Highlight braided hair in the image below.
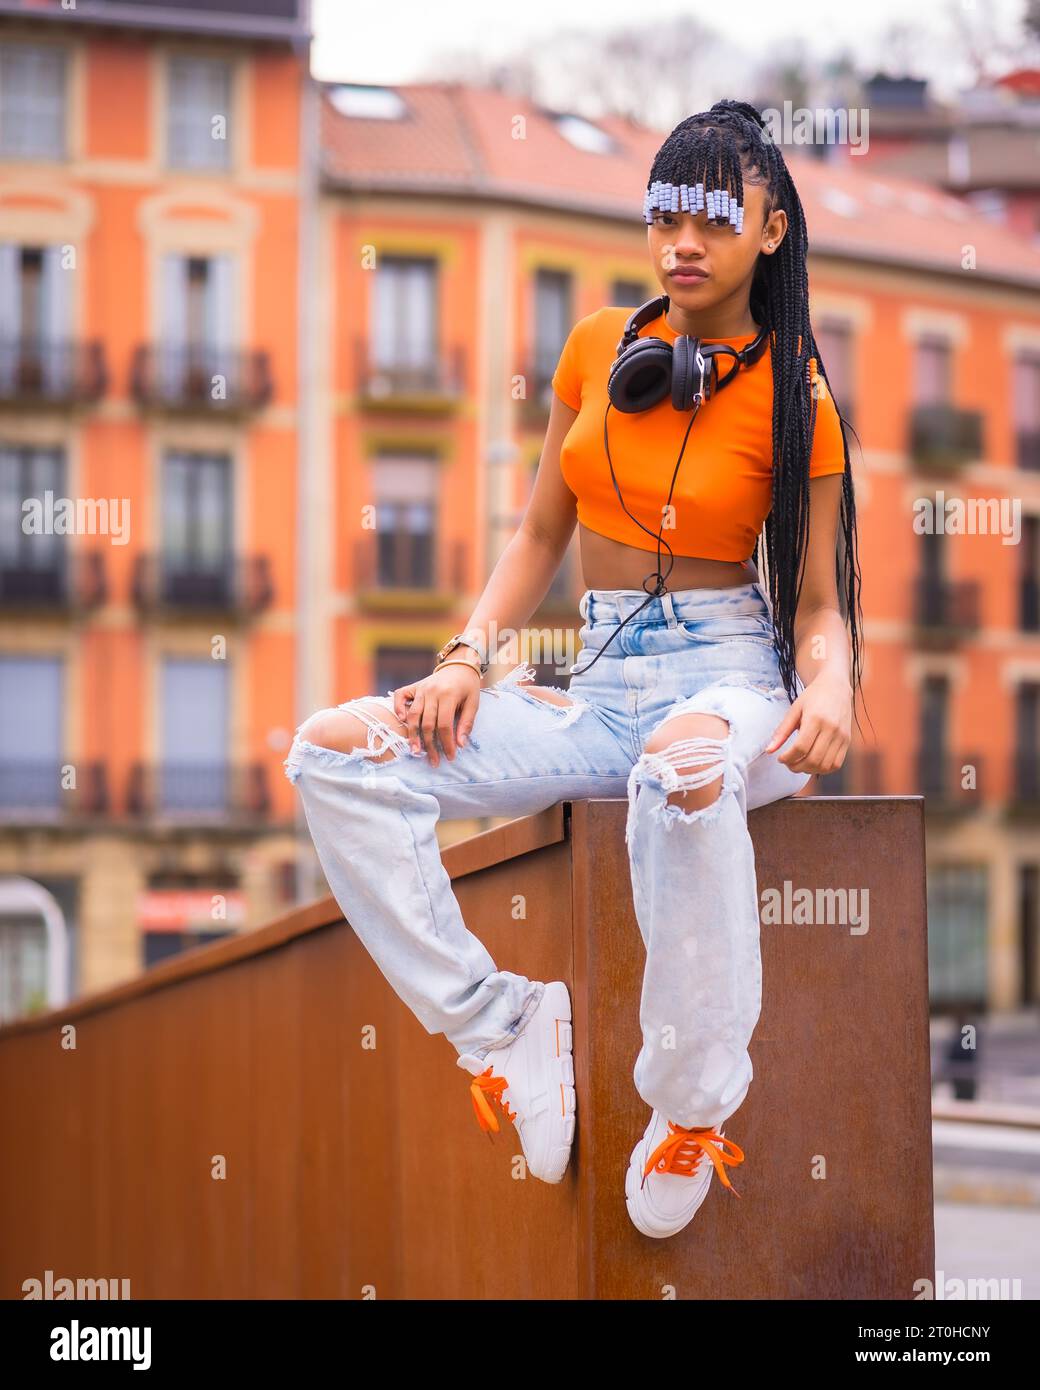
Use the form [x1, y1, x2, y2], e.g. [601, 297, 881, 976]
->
[647, 98, 866, 727]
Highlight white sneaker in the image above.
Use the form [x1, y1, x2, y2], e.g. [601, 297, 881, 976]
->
[456, 981, 576, 1184]
[625, 1110, 745, 1238]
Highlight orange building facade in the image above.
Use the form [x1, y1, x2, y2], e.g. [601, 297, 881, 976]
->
[3, 33, 1040, 1025]
[0, 1, 312, 1008]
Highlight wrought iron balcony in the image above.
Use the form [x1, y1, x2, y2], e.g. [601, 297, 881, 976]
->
[130, 345, 273, 414]
[813, 748, 883, 796]
[132, 552, 273, 616]
[354, 339, 465, 410]
[353, 535, 466, 609]
[0, 551, 106, 613]
[909, 403, 984, 469]
[0, 760, 108, 820]
[0, 338, 106, 407]
[914, 749, 984, 813]
[912, 576, 980, 643]
[126, 762, 270, 821]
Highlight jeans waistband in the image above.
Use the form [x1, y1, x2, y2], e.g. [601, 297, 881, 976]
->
[579, 580, 773, 628]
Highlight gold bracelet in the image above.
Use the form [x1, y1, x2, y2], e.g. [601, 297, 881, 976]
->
[433, 658, 482, 677]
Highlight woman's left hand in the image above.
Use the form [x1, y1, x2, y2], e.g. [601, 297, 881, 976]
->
[763, 672, 852, 777]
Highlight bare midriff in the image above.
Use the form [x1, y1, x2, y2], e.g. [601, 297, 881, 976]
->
[576, 523, 760, 593]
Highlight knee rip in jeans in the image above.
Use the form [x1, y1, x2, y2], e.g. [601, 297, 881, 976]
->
[485, 660, 589, 728]
[283, 697, 413, 784]
[626, 711, 742, 844]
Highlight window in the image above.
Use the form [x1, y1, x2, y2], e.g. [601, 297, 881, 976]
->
[0, 654, 63, 813]
[0, 244, 70, 393]
[375, 646, 440, 696]
[161, 253, 236, 348]
[815, 317, 855, 424]
[371, 257, 437, 376]
[1014, 680, 1040, 802]
[372, 454, 437, 589]
[328, 84, 406, 120]
[166, 55, 232, 170]
[1019, 864, 1039, 1008]
[914, 333, 952, 404]
[533, 269, 572, 392]
[159, 657, 229, 813]
[162, 452, 232, 564]
[1020, 514, 1039, 632]
[159, 253, 237, 399]
[0, 874, 77, 1022]
[610, 279, 651, 308]
[926, 864, 988, 1009]
[0, 445, 66, 601]
[0, 42, 66, 159]
[552, 114, 614, 155]
[918, 673, 949, 796]
[0, 915, 48, 1019]
[1013, 351, 1040, 470]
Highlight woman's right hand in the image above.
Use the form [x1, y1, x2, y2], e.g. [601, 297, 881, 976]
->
[391, 662, 483, 767]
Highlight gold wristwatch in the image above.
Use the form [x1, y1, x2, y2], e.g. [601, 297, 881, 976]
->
[435, 632, 489, 676]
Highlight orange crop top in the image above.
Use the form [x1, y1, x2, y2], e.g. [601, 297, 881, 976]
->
[551, 306, 848, 562]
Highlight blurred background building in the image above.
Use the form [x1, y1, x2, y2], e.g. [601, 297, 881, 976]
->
[1, 0, 1040, 1052]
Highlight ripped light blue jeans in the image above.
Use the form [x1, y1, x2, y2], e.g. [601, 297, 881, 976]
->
[283, 578, 811, 1131]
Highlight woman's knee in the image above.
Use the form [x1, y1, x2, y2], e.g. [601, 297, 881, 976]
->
[297, 699, 409, 764]
[640, 711, 732, 813]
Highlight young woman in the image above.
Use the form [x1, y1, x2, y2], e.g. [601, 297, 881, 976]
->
[284, 98, 864, 1240]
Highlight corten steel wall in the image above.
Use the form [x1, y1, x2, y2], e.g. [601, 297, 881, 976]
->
[0, 796, 933, 1300]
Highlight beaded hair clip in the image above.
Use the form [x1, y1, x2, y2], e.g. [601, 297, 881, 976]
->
[643, 180, 744, 233]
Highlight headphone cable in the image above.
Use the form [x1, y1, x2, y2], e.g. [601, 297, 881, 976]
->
[569, 397, 702, 677]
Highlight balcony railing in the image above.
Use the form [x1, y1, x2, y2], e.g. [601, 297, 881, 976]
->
[912, 576, 980, 641]
[0, 339, 106, 407]
[1016, 430, 1040, 471]
[915, 749, 984, 813]
[909, 403, 984, 469]
[126, 762, 270, 821]
[813, 749, 883, 796]
[130, 345, 273, 414]
[354, 339, 465, 410]
[0, 760, 108, 820]
[1009, 753, 1040, 813]
[353, 535, 466, 608]
[132, 553, 273, 617]
[0, 551, 106, 612]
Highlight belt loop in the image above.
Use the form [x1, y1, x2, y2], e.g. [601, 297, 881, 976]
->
[579, 591, 589, 620]
[659, 591, 678, 628]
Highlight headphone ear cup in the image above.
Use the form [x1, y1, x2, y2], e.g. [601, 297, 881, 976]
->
[672, 336, 716, 410]
[671, 335, 694, 411]
[607, 337, 673, 414]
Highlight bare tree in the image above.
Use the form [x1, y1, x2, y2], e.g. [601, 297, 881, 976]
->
[943, 0, 1032, 85]
[418, 16, 731, 131]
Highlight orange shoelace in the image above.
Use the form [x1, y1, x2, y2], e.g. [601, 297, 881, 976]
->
[468, 1066, 517, 1137]
[642, 1122, 745, 1197]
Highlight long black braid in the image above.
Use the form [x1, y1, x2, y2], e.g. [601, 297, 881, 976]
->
[647, 98, 868, 732]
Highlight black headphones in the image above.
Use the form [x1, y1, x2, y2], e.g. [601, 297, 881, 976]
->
[569, 294, 770, 678]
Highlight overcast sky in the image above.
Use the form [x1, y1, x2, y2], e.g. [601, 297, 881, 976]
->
[311, 0, 1032, 101]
